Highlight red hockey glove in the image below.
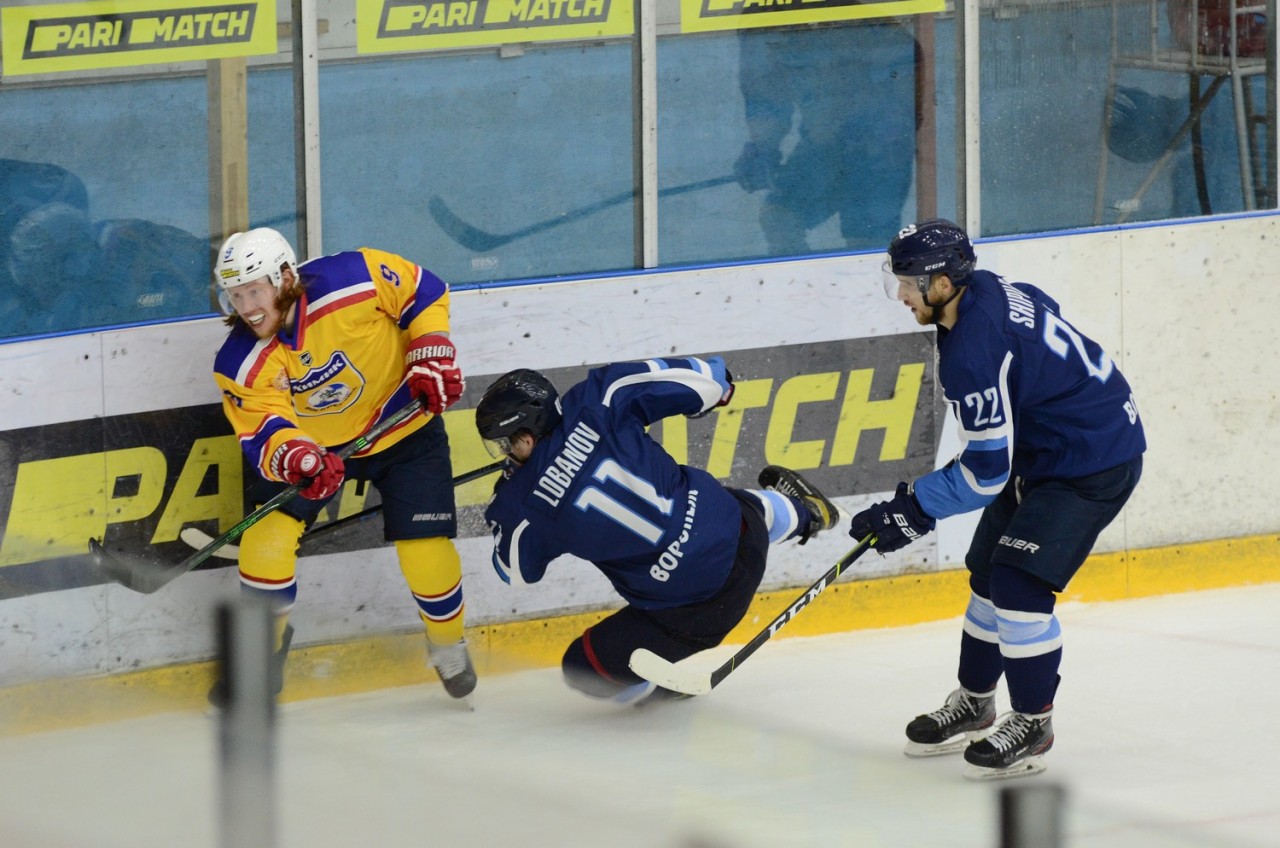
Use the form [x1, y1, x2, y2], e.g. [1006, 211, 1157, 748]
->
[405, 334, 465, 415]
[271, 439, 345, 500]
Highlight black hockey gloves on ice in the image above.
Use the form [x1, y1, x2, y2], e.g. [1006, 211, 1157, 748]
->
[848, 481, 935, 553]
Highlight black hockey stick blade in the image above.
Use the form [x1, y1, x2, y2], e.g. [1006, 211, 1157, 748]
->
[629, 534, 876, 696]
[175, 459, 506, 558]
[88, 398, 425, 593]
[429, 175, 735, 252]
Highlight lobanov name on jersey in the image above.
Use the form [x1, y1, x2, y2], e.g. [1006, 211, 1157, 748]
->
[531, 421, 602, 507]
[999, 279, 1037, 330]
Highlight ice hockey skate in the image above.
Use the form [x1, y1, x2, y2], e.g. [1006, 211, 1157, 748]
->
[962, 709, 1053, 780]
[428, 637, 477, 703]
[903, 687, 996, 757]
[758, 465, 839, 544]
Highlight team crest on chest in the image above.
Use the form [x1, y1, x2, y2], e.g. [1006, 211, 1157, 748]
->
[290, 351, 365, 415]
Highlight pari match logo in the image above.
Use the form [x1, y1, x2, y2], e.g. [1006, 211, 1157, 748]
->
[678, 0, 945, 33]
[357, 0, 632, 53]
[2, 0, 277, 76]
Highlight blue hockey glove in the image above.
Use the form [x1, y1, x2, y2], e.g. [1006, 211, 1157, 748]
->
[848, 482, 935, 554]
[688, 367, 734, 419]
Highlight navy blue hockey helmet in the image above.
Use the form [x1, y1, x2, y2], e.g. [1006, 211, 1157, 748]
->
[884, 219, 976, 297]
[475, 368, 562, 455]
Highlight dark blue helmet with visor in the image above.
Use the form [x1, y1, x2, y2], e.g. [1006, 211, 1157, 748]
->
[882, 218, 976, 299]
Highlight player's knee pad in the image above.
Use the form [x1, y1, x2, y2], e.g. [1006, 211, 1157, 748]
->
[238, 510, 303, 611]
[395, 536, 461, 587]
[990, 563, 1061, 659]
[562, 635, 629, 699]
[962, 592, 999, 645]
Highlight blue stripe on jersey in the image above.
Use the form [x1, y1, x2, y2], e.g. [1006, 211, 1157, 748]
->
[915, 459, 1003, 518]
[297, 251, 373, 299]
[213, 322, 268, 381]
[398, 267, 448, 330]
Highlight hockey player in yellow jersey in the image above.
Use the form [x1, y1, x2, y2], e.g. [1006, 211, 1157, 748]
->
[210, 227, 474, 703]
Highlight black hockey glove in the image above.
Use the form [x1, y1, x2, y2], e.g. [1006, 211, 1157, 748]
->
[848, 481, 935, 554]
[733, 143, 780, 193]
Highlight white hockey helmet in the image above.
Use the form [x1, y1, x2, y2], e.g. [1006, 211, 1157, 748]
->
[214, 228, 297, 293]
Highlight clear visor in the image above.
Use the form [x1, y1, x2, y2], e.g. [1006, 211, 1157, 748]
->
[880, 260, 929, 300]
[482, 436, 514, 459]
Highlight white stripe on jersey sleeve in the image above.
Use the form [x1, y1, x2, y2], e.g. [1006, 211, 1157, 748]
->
[307, 280, 376, 314]
[600, 359, 722, 410]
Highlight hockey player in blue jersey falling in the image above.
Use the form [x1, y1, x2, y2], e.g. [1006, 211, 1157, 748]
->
[475, 358, 840, 705]
[849, 219, 1146, 779]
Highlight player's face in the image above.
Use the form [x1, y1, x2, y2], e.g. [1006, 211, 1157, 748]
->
[507, 433, 536, 464]
[226, 278, 283, 339]
[482, 431, 536, 463]
[893, 274, 950, 326]
[891, 274, 933, 325]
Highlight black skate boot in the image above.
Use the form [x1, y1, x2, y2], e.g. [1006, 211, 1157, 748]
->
[208, 623, 294, 709]
[428, 637, 477, 701]
[903, 687, 996, 757]
[758, 465, 838, 544]
[962, 709, 1053, 780]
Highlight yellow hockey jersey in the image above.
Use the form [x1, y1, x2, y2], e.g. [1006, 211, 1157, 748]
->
[213, 247, 451, 483]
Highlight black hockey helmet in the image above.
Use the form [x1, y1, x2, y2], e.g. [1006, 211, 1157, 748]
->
[884, 218, 977, 297]
[475, 368, 562, 454]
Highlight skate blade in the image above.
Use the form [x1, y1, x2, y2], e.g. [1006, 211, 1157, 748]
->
[904, 727, 994, 758]
[962, 755, 1047, 781]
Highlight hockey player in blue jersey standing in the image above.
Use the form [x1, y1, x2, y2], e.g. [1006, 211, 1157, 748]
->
[849, 219, 1146, 779]
[475, 357, 839, 705]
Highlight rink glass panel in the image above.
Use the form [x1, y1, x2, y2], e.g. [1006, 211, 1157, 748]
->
[0, 0, 1273, 341]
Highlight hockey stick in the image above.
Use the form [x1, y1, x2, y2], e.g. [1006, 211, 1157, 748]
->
[177, 459, 505, 559]
[88, 399, 426, 594]
[429, 175, 735, 252]
[629, 534, 876, 696]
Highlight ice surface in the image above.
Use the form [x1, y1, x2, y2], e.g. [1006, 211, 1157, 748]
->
[2, 584, 1277, 847]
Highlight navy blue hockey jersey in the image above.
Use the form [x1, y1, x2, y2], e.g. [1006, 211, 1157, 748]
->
[483, 357, 742, 610]
[914, 270, 1146, 520]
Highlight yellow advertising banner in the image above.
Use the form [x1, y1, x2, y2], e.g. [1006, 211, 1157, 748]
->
[1, 0, 277, 76]
[357, 0, 634, 53]
[679, 0, 944, 33]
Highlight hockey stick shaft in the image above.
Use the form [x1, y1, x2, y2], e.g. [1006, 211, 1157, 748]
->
[430, 175, 735, 252]
[629, 535, 876, 696]
[179, 459, 505, 557]
[89, 399, 425, 593]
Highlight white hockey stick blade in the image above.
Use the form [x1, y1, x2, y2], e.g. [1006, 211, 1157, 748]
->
[179, 528, 239, 560]
[628, 649, 713, 697]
